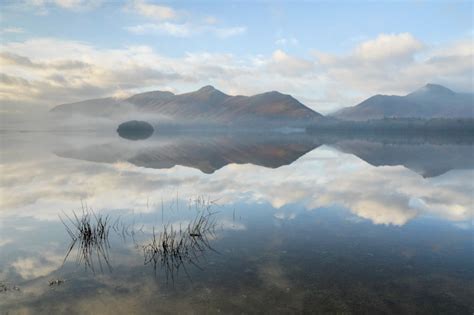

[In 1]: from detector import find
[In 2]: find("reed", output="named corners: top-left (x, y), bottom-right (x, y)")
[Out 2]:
top-left (59, 204), bottom-right (112, 272)
top-left (59, 196), bottom-right (220, 281)
top-left (142, 197), bottom-right (218, 283)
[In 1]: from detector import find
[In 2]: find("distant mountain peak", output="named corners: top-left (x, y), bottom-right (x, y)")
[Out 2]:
top-left (192, 85), bottom-right (230, 98)
top-left (268, 90), bottom-right (285, 95)
top-left (417, 83), bottom-right (454, 95)
top-left (198, 85), bottom-right (218, 92)
top-left (258, 90), bottom-right (289, 98)
top-left (127, 90), bottom-right (175, 99)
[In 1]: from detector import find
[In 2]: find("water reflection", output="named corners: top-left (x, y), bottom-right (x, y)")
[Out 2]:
top-left (1, 203), bottom-right (472, 314)
top-left (141, 198), bottom-right (218, 283)
top-left (333, 138), bottom-right (474, 177)
top-left (56, 132), bottom-right (474, 177)
top-left (59, 197), bottom-right (220, 284)
top-left (57, 133), bottom-right (321, 174)
top-left (0, 130), bottom-right (473, 313)
top-left (1, 131), bottom-right (472, 226)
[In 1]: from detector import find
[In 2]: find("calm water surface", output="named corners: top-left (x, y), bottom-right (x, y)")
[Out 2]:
top-left (0, 131), bottom-right (473, 314)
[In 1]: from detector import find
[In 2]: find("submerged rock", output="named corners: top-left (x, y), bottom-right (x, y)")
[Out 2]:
top-left (117, 120), bottom-right (154, 140)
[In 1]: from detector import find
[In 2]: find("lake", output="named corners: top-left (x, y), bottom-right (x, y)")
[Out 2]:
top-left (0, 130), bottom-right (473, 314)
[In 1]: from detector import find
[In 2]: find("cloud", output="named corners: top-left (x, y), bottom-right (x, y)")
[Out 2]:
top-left (1, 52), bottom-right (43, 68)
top-left (0, 33), bottom-right (472, 114)
top-left (312, 33), bottom-right (473, 109)
top-left (0, 73), bottom-right (31, 87)
top-left (0, 39), bottom-right (191, 110)
top-left (128, 0), bottom-right (177, 20)
top-left (0, 27), bottom-right (25, 35)
top-left (268, 49), bottom-right (314, 76)
top-left (126, 22), bottom-right (191, 37)
top-left (0, 52), bottom-right (90, 70)
top-left (26, 0), bottom-right (102, 11)
top-left (204, 16), bottom-right (219, 25)
top-left (125, 23), bottom-right (246, 38)
top-left (353, 33), bottom-right (424, 63)
top-left (0, 239), bottom-right (13, 247)
top-left (214, 26), bottom-right (246, 39)
top-left (275, 37), bottom-right (299, 46)
top-left (124, 1), bottom-right (245, 39)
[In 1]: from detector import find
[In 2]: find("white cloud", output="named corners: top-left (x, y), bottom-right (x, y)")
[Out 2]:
top-left (128, 0), bottom-right (177, 20)
top-left (214, 26), bottom-right (246, 39)
top-left (125, 22), bottom-right (246, 38)
top-left (430, 38), bottom-right (473, 57)
top-left (354, 33), bottom-right (424, 62)
top-left (275, 37), bottom-right (299, 46)
top-left (0, 27), bottom-right (25, 35)
top-left (0, 239), bottom-right (13, 247)
top-left (0, 38), bottom-right (189, 110)
top-left (27, 0), bottom-right (102, 10)
top-left (312, 33), bottom-right (473, 109)
top-left (124, 1), bottom-right (245, 39)
top-left (126, 22), bottom-right (192, 37)
top-left (0, 33), bottom-right (472, 114)
top-left (204, 16), bottom-right (219, 25)
top-left (268, 49), bottom-right (314, 76)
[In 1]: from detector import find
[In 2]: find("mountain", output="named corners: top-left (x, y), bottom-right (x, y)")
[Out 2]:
top-left (333, 84), bottom-right (473, 121)
top-left (51, 85), bottom-right (324, 126)
top-left (50, 97), bottom-right (136, 117)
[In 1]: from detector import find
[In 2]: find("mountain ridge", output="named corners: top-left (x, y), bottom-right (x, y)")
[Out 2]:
top-left (51, 84), bottom-right (473, 125)
top-left (333, 83), bottom-right (473, 121)
top-left (51, 85), bottom-right (324, 126)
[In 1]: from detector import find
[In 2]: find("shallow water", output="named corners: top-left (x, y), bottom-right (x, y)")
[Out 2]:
top-left (0, 130), bottom-right (473, 314)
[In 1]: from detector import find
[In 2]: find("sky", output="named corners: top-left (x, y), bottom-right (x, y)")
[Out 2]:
top-left (0, 0), bottom-right (473, 115)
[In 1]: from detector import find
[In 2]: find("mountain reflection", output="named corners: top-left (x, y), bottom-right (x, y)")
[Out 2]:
top-left (55, 132), bottom-right (474, 177)
top-left (56, 133), bottom-right (322, 174)
top-left (1, 131), bottom-right (472, 227)
top-left (331, 138), bottom-right (474, 178)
